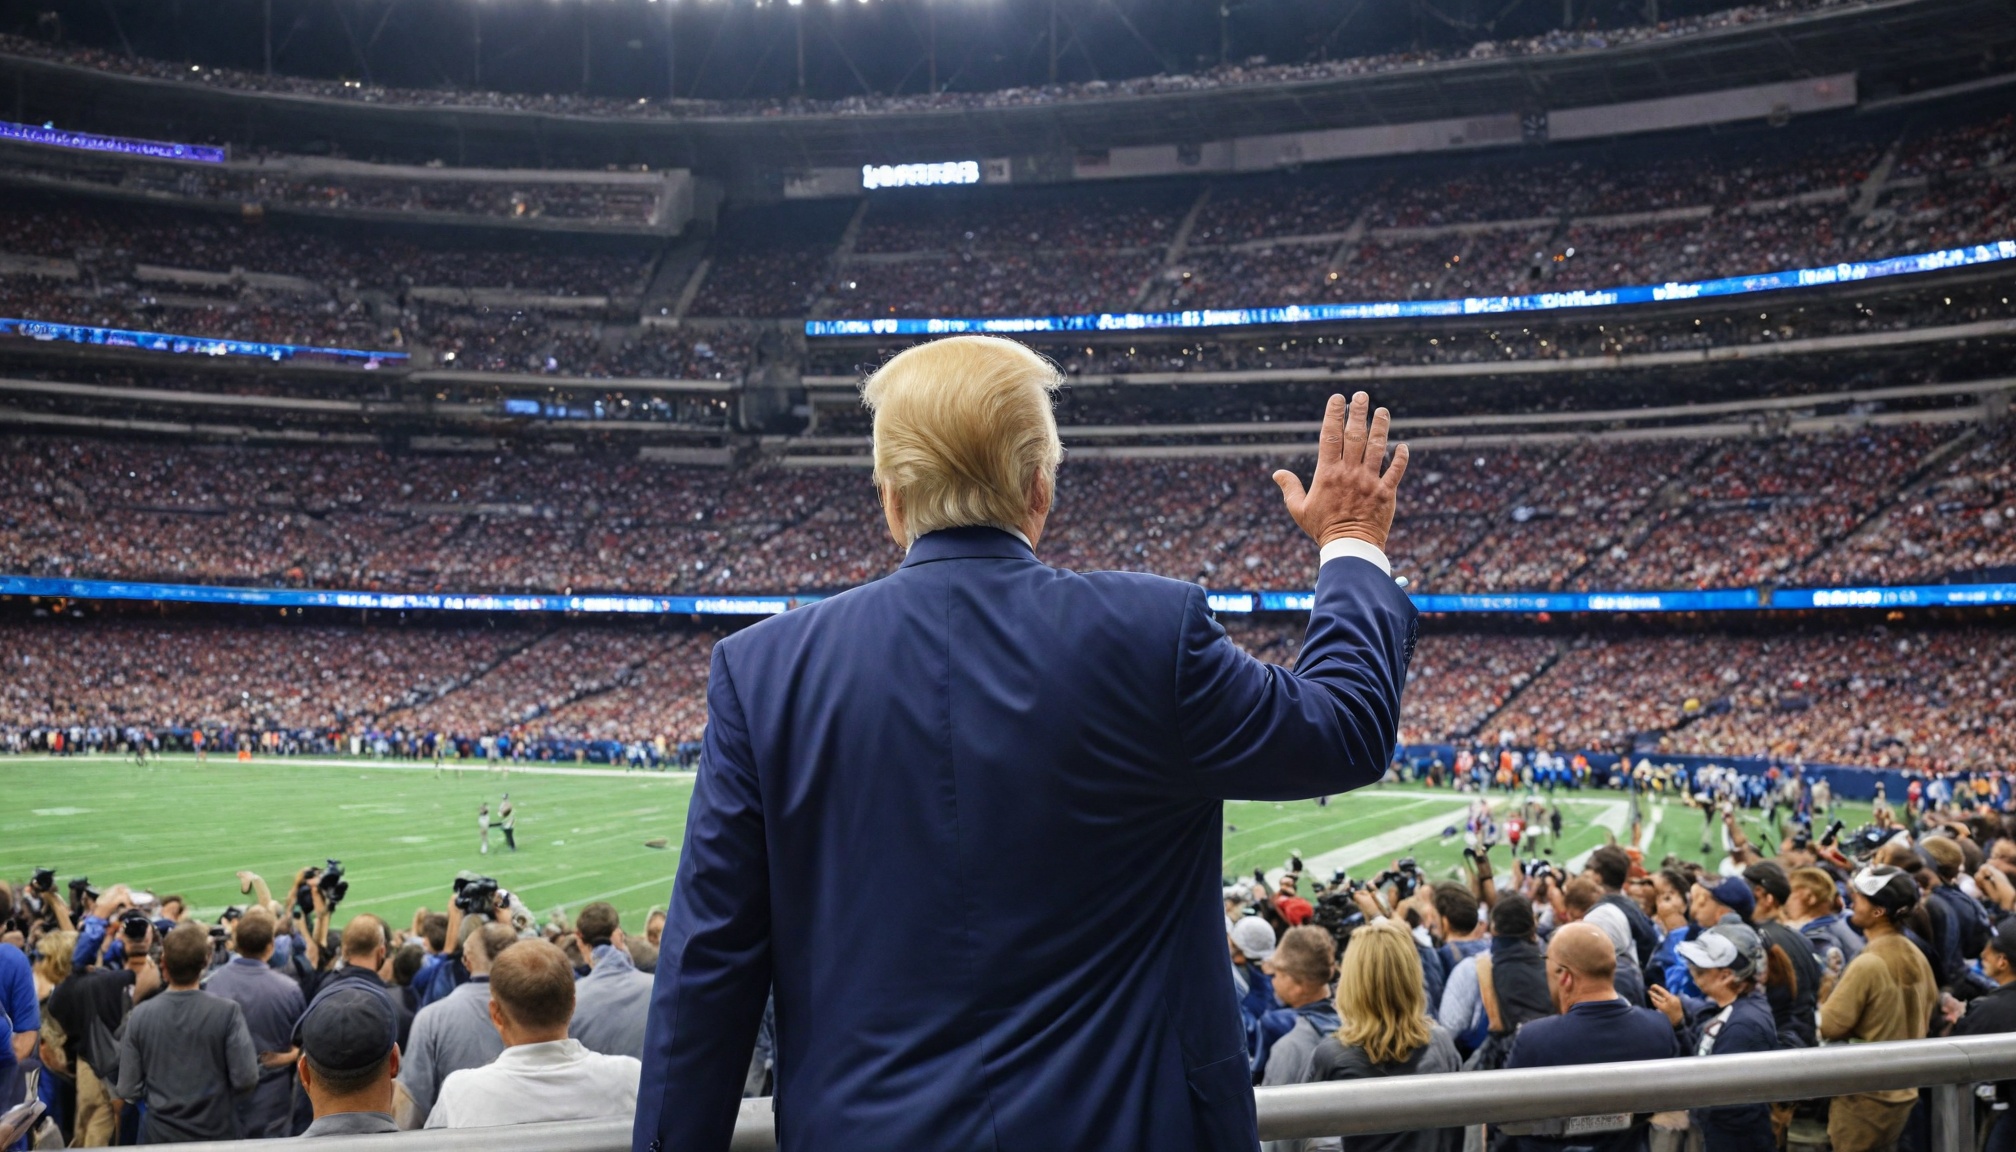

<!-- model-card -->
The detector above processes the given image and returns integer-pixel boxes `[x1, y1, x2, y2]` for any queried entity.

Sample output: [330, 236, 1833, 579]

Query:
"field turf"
[0, 755, 1872, 928]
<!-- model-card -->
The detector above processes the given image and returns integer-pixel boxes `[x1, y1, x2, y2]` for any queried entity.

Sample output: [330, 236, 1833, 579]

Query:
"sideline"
[0, 753, 696, 783]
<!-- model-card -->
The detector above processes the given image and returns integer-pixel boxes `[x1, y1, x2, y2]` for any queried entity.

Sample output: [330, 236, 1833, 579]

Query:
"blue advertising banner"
[0, 118, 228, 163]
[805, 239, 2016, 338]
[6, 575, 2013, 616]
[0, 317, 409, 366]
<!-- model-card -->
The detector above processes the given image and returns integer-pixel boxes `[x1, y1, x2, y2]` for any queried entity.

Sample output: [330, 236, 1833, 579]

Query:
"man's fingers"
[1365, 406, 1391, 473]
[1316, 394, 1347, 467]
[1340, 392, 1369, 466]
[1272, 469, 1307, 512]
[1382, 441, 1410, 492]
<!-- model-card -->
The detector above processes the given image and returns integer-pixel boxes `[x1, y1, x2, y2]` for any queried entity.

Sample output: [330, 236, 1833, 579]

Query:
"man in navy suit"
[635, 334, 1416, 1152]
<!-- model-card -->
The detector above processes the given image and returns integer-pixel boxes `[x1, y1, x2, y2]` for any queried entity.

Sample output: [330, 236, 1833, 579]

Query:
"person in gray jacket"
[1305, 920, 1462, 1152]
[114, 923, 260, 1143]
[396, 922, 517, 1126]
[568, 903, 655, 1060]
[1257, 926, 1342, 1090]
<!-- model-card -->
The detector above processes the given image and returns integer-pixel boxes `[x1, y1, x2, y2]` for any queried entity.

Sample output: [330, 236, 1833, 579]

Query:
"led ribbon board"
[0, 317, 409, 366]
[0, 118, 227, 163]
[805, 239, 2016, 337]
[9, 576, 2016, 616]
[861, 160, 980, 190]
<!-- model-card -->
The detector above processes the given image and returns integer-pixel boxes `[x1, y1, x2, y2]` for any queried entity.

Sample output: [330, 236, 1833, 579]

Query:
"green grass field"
[0, 755, 1873, 929]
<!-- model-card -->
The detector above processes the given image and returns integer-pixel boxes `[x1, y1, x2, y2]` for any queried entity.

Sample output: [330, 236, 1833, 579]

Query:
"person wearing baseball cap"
[1650, 925, 1778, 1152]
[1820, 866, 1937, 1152]
[1743, 861, 1821, 1048]
[295, 986, 399, 1137]
[1953, 919, 2016, 1152]
[1229, 916, 1278, 1042]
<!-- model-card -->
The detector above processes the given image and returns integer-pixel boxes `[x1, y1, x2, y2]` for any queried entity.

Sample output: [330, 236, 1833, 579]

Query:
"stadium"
[0, 0, 2015, 1145]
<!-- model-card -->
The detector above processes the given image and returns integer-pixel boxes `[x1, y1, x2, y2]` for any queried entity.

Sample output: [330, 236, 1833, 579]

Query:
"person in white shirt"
[425, 939, 639, 1129]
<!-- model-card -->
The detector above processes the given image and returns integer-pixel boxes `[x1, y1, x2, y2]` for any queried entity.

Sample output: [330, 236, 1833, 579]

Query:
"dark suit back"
[635, 526, 1416, 1152]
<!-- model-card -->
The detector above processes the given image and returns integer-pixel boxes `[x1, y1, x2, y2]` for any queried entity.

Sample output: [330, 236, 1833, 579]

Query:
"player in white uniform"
[478, 801, 491, 855]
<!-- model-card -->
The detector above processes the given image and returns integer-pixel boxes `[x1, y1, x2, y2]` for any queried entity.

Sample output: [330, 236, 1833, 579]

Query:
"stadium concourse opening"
[3, 0, 2016, 1146]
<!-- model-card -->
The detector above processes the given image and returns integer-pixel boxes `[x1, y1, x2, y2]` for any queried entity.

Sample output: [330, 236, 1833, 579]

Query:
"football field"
[0, 755, 1869, 928]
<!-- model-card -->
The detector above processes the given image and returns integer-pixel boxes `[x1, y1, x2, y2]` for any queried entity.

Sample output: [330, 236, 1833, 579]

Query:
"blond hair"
[1334, 920, 1432, 1066]
[862, 336, 1063, 543]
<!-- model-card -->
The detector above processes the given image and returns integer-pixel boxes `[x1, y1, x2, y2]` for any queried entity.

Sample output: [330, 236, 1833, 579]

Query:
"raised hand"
[1271, 392, 1409, 551]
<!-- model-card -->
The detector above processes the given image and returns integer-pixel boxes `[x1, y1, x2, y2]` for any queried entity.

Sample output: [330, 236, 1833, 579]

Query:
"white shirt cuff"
[1319, 537, 1391, 576]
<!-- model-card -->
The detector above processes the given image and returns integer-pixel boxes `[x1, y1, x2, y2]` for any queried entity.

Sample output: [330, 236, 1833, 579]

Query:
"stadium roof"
[3, 0, 2010, 178]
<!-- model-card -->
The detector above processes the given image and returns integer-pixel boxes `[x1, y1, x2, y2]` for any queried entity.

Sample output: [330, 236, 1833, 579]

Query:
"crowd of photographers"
[0, 863, 669, 1145]
[1222, 779, 2016, 1152]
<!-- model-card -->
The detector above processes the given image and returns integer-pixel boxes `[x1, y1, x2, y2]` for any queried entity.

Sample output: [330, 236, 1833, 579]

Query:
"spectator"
[44, 916, 160, 1146]
[1451, 894, 1552, 1066]
[1819, 866, 1938, 1152]
[1741, 862, 1820, 1047]
[112, 922, 259, 1143]
[1565, 880, 1645, 1008]
[1649, 925, 1778, 1152]
[1305, 919, 1462, 1152]
[1256, 926, 1341, 1090]
[398, 922, 516, 1127]
[1232, 916, 1279, 1052]
[1782, 866, 1861, 970]
[425, 939, 639, 1129]
[201, 907, 306, 1137]
[1951, 919, 2016, 1152]
[1500, 923, 1682, 1151]
[1582, 845, 1660, 969]
[1921, 837, 1993, 968]
[295, 986, 401, 1138]
[305, 915, 410, 1049]
[0, 936, 35, 1123]
[568, 902, 654, 1060]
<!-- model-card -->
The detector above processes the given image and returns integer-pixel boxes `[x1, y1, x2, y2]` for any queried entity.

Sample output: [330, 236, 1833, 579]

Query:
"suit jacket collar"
[900, 525, 1037, 570]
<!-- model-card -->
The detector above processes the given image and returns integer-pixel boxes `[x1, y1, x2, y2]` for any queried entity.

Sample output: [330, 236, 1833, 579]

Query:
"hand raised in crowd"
[91, 883, 133, 920]
[1272, 392, 1409, 551]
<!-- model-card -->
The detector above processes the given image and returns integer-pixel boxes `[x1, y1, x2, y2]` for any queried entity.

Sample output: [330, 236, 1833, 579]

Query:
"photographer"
[397, 922, 517, 1127]
[202, 907, 306, 1138]
[45, 913, 162, 1146]
[1951, 920, 2016, 1152]
[1442, 895, 1552, 1067]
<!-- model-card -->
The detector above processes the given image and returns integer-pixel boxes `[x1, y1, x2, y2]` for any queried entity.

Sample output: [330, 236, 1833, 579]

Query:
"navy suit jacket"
[635, 526, 1417, 1152]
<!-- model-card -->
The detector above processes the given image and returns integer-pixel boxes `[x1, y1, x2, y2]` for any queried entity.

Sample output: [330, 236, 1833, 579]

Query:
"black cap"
[1743, 861, 1792, 906]
[1992, 919, 2016, 961]
[294, 987, 396, 1073]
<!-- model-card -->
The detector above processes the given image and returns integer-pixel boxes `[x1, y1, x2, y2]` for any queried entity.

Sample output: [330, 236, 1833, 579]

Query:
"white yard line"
[1563, 801, 1631, 872]
[1301, 806, 1475, 876]
[0, 754, 694, 782]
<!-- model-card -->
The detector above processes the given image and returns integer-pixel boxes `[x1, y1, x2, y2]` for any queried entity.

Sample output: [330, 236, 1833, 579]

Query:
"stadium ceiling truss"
[2, 0, 2012, 174]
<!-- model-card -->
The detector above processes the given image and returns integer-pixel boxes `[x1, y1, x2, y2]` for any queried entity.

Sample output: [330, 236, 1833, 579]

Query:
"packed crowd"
[11, 697, 2016, 1147]
[4, 417, 2004, 595]
[0, 0, 1862, 121]
[6, 612, 2013, 772]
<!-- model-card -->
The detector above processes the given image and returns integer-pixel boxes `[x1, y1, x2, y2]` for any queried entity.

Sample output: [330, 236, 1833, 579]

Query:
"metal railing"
[167, 1033, 2016, 1151]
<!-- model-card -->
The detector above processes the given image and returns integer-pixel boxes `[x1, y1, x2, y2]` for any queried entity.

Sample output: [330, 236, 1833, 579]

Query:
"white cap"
[1231, 916, 1277, 963]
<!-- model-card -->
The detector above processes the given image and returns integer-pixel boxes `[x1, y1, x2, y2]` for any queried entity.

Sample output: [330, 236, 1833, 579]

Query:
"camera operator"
[397, 922, 517, 1127]
[202, 907, 306, 1138]
[112, 923, 259, 1143]
[69, 885, 139, 973]
[568, 903, 654, 1061]
[1439, 895, 1551, 1064]
[44, 912, 162, 1146]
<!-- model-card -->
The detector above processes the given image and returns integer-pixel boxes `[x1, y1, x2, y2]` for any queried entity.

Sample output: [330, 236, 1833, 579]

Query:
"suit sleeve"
[633, 642, 773, 1152]
[1175, 555, 1416, 800]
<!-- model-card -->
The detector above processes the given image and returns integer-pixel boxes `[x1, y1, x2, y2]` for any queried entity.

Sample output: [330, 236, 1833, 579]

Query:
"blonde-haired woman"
[1307, 920, 1462, 1152]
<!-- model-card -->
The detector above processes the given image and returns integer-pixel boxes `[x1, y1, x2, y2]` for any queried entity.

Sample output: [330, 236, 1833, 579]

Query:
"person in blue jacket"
[633, 337, 1417, 1152]
[1650, 925, 1780, 1152]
